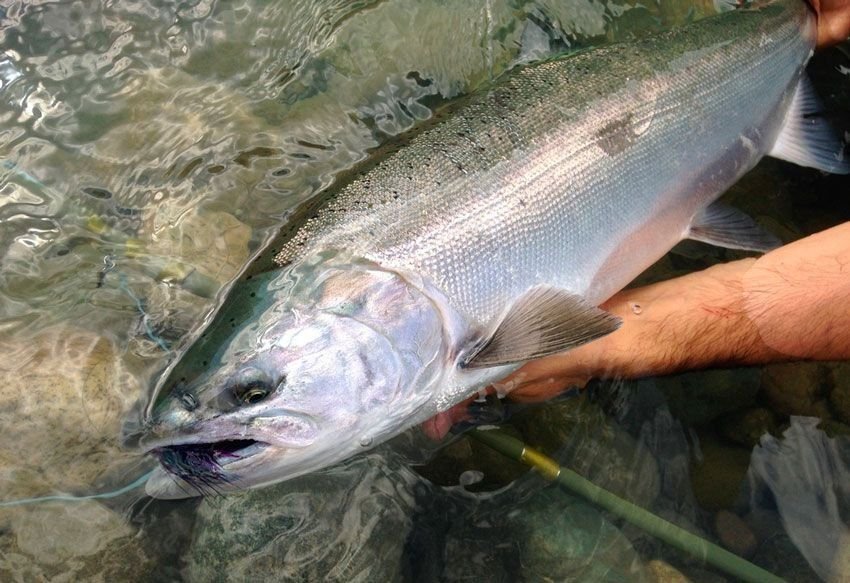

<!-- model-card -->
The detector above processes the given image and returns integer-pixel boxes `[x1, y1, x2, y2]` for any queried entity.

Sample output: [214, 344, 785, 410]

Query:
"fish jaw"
[146, 441, 276, 498]
[145, 432, 357, 498]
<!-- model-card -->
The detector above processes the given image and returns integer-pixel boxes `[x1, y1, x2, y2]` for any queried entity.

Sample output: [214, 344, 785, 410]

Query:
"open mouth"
[152, 439, 269, 490]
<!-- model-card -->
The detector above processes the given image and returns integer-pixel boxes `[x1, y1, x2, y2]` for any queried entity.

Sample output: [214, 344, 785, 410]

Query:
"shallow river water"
[1, 0, 849, 581]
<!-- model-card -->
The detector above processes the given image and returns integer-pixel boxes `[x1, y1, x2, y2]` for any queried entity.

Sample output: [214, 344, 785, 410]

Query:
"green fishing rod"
[467, 428, 784, 583]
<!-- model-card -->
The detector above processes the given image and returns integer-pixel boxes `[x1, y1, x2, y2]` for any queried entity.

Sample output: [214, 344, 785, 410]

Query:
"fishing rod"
[467, 427, 784, 583]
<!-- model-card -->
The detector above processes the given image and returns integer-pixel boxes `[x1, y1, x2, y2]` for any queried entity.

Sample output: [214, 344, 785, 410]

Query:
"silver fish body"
[281, 0, 814, 314]
[142, 0, 820, 498]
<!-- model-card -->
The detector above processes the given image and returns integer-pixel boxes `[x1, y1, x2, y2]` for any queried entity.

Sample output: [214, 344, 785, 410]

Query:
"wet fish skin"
[142, 0, 818, 498]
[276, 0, 815, 316]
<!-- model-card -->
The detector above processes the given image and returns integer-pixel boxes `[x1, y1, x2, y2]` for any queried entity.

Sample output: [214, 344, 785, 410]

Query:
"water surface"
[1, 0, 849, 580]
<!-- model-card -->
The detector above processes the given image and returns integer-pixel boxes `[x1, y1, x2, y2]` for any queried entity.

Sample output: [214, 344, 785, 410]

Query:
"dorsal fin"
[463, 286, 621, 368]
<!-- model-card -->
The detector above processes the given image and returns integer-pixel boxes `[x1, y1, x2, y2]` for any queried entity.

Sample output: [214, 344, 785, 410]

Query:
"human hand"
[810, 0, 850, 47]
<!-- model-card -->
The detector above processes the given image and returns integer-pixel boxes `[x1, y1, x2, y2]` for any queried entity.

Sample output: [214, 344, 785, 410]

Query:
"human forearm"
[500, 222, 850, 402]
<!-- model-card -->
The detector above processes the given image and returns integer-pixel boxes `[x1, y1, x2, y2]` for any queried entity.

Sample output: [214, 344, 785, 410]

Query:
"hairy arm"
[500, 222, 850, 402]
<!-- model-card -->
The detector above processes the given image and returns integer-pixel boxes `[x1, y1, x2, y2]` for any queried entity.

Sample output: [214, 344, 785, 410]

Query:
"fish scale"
[276, 0, 812, 322]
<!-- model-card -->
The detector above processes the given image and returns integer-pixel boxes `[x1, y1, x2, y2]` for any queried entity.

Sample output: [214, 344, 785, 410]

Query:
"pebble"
[689, 430, 752, 511]
[714, 510, 757, 558]
[717, 407, 778, 448]
[761, 362, 830, 419]
[645, 559, 691, 583]
[655, 368, 761, 426]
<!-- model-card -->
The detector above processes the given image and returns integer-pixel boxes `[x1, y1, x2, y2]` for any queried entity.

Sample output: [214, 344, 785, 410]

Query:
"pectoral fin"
[768, 75, 850, 174]
[462, 286, 621, 368]
[688, 202, 781, 252]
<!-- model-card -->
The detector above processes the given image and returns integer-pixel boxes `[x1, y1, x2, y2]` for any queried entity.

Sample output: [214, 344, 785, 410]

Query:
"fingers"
[491, 356, 593, 402]
[811, 0, 850, 47]
[420, 395, 476, 440]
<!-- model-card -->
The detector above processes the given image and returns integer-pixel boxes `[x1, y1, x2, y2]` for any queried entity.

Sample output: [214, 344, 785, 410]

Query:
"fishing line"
[0, 471, 153, 508]
[117, 272, 172, 353]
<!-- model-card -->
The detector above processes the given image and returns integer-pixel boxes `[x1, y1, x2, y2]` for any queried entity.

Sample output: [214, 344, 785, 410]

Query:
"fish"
[138, 0, 848, 498]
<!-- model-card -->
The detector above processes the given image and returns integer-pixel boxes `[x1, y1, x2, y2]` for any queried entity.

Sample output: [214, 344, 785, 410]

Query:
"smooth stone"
[654, 368, 761, 426]
[513, 488, 648, 581]
[645, 559, 691, 583]
[0, 325, 141, 499]
[140, 208, 252, 292]
[717, 407, 778, 448]
[0, 325, 153, 579]
[185, 453, 419, 583]
[761, 362, 830, 419]
[689, 430, 752, 511]
[714, 510, 757, 558]
[0, 500, 154, 581]
[441, 486, 647, 582]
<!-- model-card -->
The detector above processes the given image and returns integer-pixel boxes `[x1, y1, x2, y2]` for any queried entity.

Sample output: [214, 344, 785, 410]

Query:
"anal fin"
[769, 75, 850, 174]
[463, 286, 621, 369]
[688, 202, 781, 252]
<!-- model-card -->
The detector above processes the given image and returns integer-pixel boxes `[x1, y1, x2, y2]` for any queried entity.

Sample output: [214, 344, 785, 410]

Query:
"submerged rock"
[689, 430, 752, 511]
[714, 510, 757, 558]
[0, 324, 154, 579]
[185, 452, 420, 583]
[0, 325, 141, 498]
[441, 485, 648, 582]
[761, 362, 830, 420]
[645, 559, 691, 583]
[717, 407, 778, 448]
[655, 368, 761, 426]
[0, 499, 154, 581]
[139, 208, 253, 296]
[513, 487, 648, 581]
[512, 395, 662, 509]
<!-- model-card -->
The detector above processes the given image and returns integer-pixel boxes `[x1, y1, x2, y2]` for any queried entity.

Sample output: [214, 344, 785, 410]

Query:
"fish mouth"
[151, 439, 270, 494]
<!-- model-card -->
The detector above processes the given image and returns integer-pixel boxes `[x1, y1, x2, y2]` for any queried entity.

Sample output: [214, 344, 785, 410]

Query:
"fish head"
[140, 261, 447, 498]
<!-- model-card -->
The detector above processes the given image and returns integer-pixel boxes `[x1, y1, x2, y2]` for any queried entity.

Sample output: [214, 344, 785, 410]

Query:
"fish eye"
[234, 380, 272, 405]
[219, 367, 281, 409]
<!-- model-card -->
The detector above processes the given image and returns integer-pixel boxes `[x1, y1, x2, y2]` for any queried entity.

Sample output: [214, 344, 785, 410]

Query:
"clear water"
[1, 0, 849, 580]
